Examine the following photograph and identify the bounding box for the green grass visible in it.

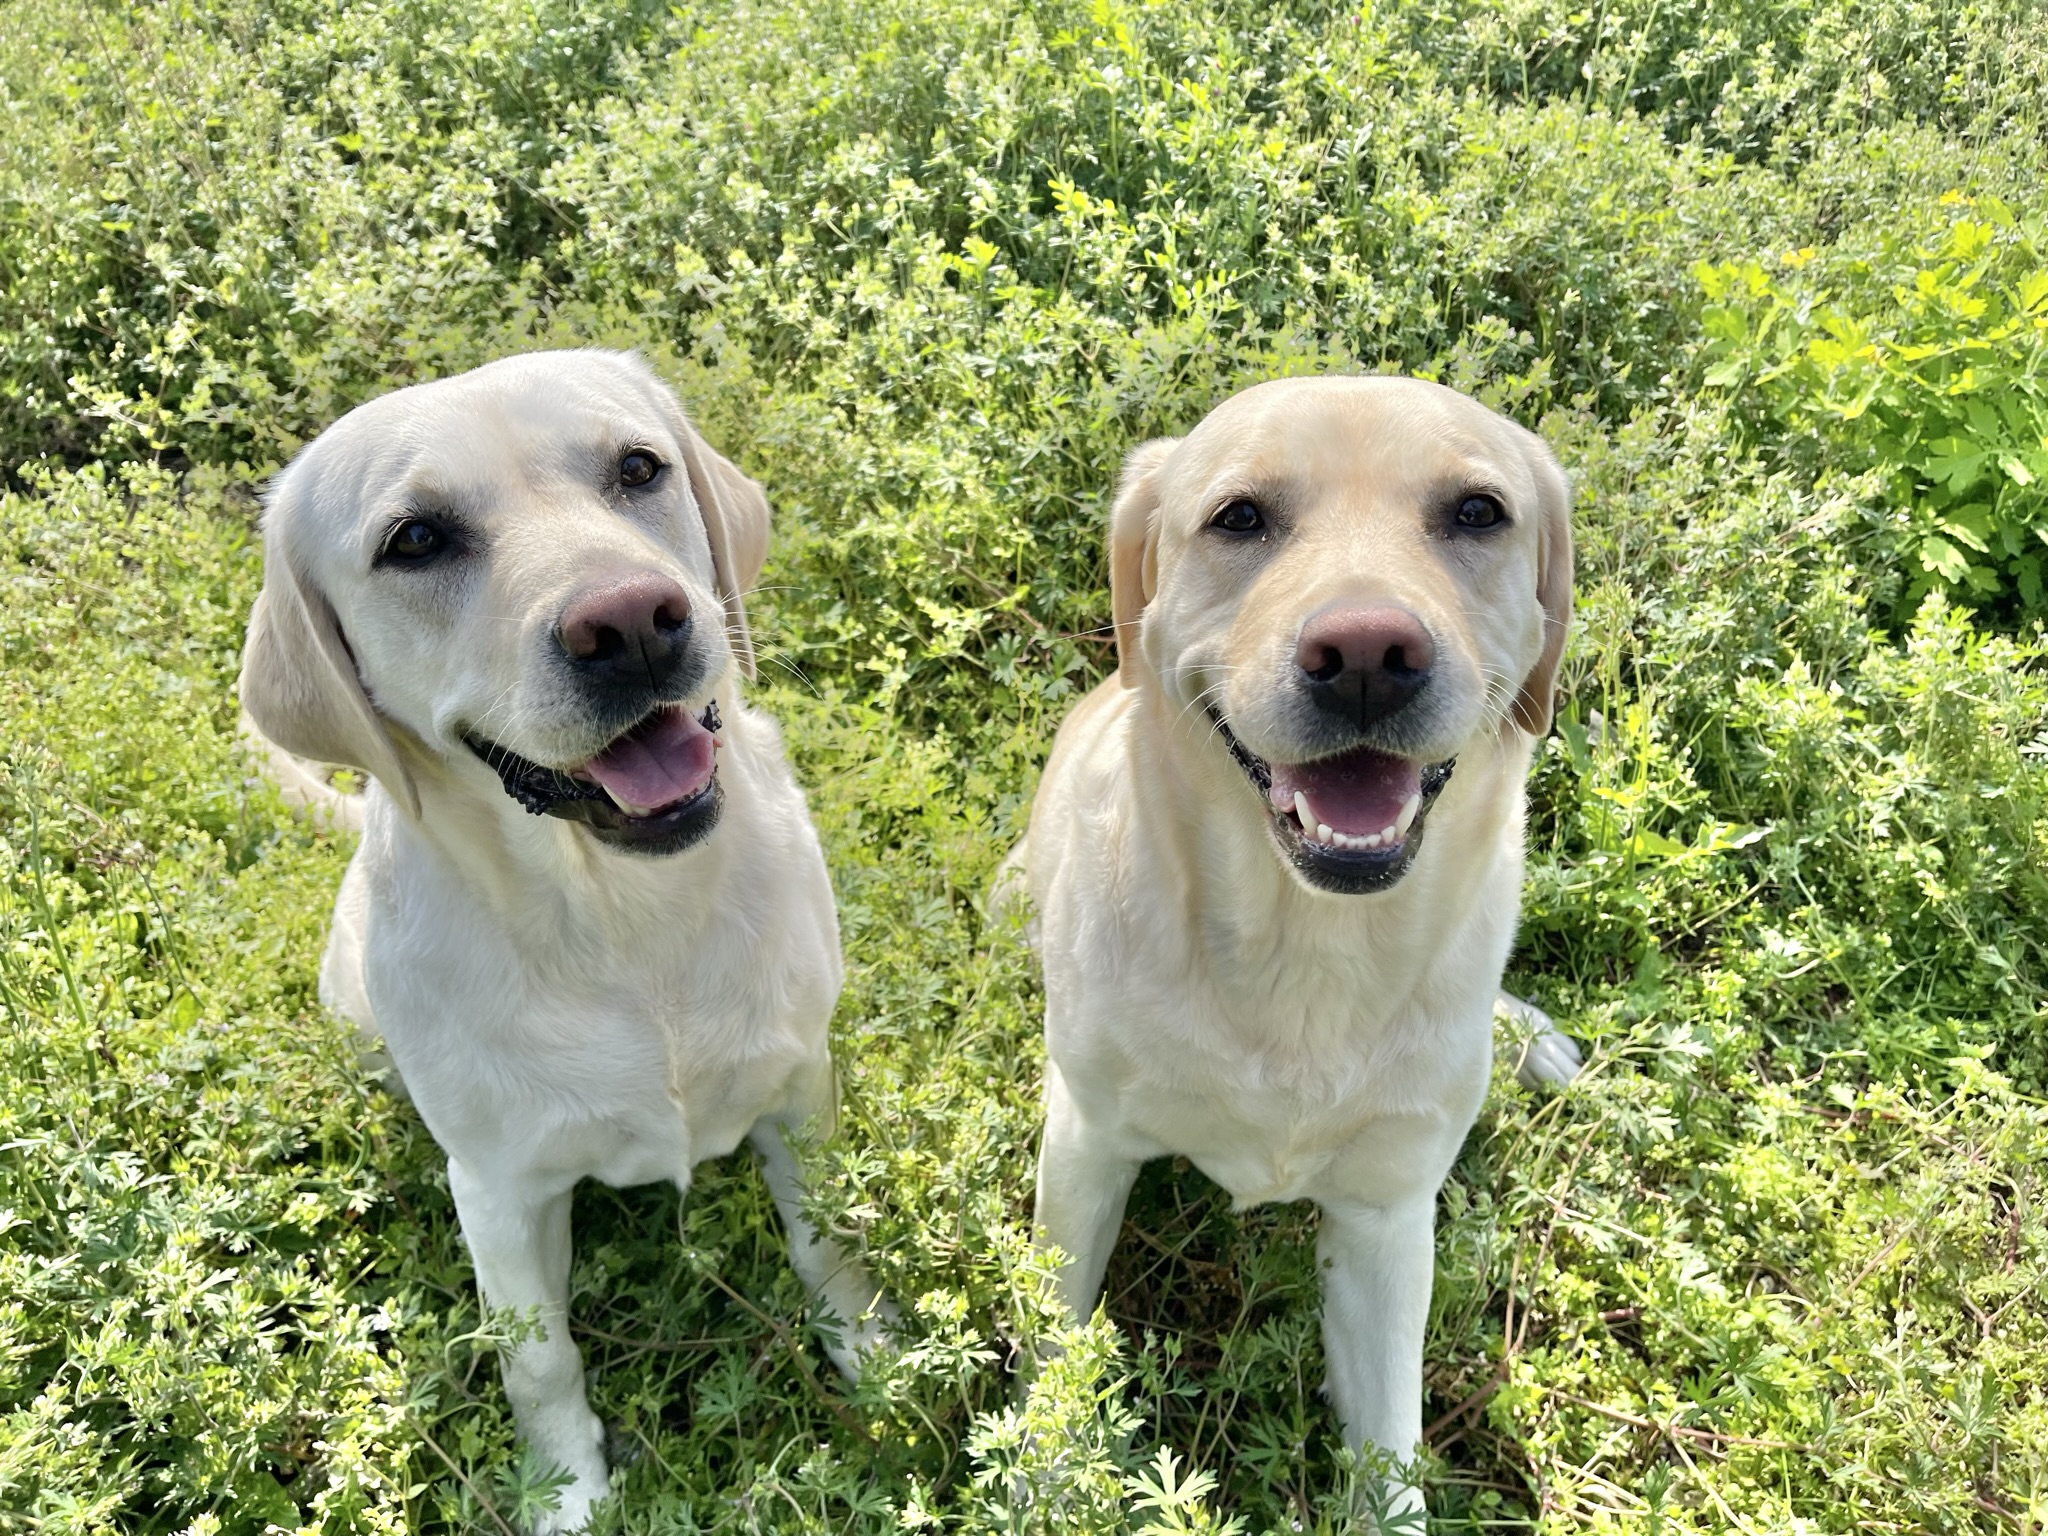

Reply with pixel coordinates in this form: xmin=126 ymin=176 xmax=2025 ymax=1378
xmin=2 ymin=0 xmax=2046 ymax=1531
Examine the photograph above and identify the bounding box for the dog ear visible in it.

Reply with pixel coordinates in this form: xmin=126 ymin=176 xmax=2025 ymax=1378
xmin=1109 ymin=438 xmax=1179 ymax=689
xmin=239 ymin=497 xmax=421 ymax=818
xmin=1510 ymin=446 xmax=1574 ymax=737
xmin=666 ymin=408 xmax=770 ymax=685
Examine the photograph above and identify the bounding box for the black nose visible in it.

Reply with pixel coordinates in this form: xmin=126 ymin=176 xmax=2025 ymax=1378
xmin=1295 ymin=605 xmax=1434 ymax=726
xmin=557 ymin=572 xmax=692 ymax=693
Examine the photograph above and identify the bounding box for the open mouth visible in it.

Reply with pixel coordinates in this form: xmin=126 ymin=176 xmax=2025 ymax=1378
xmin=464 ymin=701 xmax=725 ymax=856
xmin=1208 ymin=707 xmax=1455 ymax=894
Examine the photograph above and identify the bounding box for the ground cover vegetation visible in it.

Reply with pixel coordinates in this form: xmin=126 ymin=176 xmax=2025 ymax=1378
xmin=1 ymin=0 xmax=2045 ymax=1529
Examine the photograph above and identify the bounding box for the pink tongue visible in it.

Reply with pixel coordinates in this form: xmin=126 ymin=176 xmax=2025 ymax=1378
xmin=579 ymin=707 xmax=716 ymax=816
xmin=1267 ymin=747 xmax=1421 ymax=836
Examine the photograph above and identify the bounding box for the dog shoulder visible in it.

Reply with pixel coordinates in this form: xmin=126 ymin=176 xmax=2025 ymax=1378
xmin=1027 ymin=677 xmax=1140 ymax=878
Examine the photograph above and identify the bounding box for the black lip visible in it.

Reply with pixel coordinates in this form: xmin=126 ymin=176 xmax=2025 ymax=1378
xmin=553 ymin=775 xmax=724 ymax=856
xmin=1205 ymin=706 xmax=1455 ymax=895
xmin=463 ymin=701 xmax=724 ymax=858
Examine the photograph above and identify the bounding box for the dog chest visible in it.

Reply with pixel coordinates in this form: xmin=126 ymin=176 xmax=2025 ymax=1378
xmin=353 ymin=839 xmax=836 ymax=1186
xmin=1128 ymin=1051 xmax=1485 ymax=1211
xmin=1057 ymin=958 xmax=1495 ymax=1211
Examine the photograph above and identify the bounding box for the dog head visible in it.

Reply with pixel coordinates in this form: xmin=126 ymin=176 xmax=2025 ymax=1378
xmin=239 ymin=350 xmax=769 ymax=857
xmin=1108 ymin=375 xmax=1571 ymax=895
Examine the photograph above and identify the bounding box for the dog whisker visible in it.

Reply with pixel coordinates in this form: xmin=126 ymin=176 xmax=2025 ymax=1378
xmin=757 ymin=650 xmax=821 ymax=696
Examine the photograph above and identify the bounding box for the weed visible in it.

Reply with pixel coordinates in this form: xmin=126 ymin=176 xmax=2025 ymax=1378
xmin=1 ymin=0 xmax=2044 ymax=1531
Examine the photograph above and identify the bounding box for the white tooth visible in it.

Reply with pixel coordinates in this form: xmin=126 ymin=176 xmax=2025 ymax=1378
xmin=1317 ymin=823 xmax=1334 ymax=845
xmin=1362 ymin=831 xmax=1381 ymax=849
xmin=1395 ymin=792 xmax=1421 ymax=834
xmin=1294 ymin=791 xmax=1313 ymax=827
xmin=603 ymin=787 xmax=658 ymax=818
xmin=1336 ymin=832 xmax=1358 ymax=850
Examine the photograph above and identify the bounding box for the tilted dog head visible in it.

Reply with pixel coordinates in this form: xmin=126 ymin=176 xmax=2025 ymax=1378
xmin=239 ymin=350 xmax=769 ymax=856
xmin=1109 ymin=375 xmax=1572 ymax=895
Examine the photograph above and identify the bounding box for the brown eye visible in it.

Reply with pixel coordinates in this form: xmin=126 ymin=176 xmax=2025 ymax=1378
xmin=1212 ymin=498 xmax=1265 ymax=534
xmin=1455 ymin=494 xmax=1506 ymax=530
xmin=619 ymin=450 xmax=662 ymax=488
xmin=382 ymin=518 xmax=447 ymax=563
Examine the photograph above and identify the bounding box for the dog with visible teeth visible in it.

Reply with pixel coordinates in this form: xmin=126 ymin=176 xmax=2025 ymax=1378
xmin=1022 ymin=375 xmax=1576 ymax=1521
xmin=239 ymin=351 xmax=891 ymax=1533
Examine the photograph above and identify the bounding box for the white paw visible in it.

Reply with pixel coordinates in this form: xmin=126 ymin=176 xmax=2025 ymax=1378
xmin=516 ymin=1405 xmax=610 ymax=1534
xmin=824 ymin=1296 xmax=901 ymax=1383
xmin=1495 ymin=991 xmax=1584 ymax=1087
xmin=1518 ymin=1027 xmax=1584 ymax=1087
xmin=1347 ymin=1448 xmax=1428 ymax=1535
xmin=524 ymin=1464 xmax=609 ymax=1535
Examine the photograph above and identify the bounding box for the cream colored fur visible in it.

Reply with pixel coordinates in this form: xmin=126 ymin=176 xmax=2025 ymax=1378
xmin=1026 ymin=376 xmax=1577 ymax=1522
xmin=240 ymin=351 xmax=888 ymax=1532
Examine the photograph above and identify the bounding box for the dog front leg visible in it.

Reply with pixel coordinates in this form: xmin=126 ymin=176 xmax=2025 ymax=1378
xmin=1317 ymin=1196 xmax=1435 ymax=1528
xmin=749 ymin=1118 xmax=895 ymax=1380
xmin=447 ymin=1158 xmax=608 ymax=1533
xmin=1033 ymin=1062 xmax=1141 ymax=1320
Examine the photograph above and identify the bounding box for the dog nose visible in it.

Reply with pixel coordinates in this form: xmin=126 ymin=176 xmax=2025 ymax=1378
xmin=558 ymin=573 xmax=692 ymax=691
xmin=1295 ymin=605 xmax=1434 ymax=724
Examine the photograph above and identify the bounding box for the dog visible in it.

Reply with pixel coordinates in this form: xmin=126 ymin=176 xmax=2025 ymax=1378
xmin=239 ymin=350 xmax=890 ymax=1532
xmin=1023 ymin=375 xmax=1575 ymax=1519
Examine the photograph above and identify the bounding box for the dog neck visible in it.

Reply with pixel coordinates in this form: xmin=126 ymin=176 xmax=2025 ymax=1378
xmin=369 ymin=702 xmax=747 ymax=953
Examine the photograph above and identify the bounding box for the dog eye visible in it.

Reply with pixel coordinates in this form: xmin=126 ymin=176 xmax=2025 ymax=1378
xmin=1212 ymin=499 xmax=1265 ymax=534
xmin=1454 ymin=494 xmax=1506 ymax=530
xmin=619 ymin=450 xmax=663 ymax=488
xmin=381 ymin=518 xmax=449 ymax=564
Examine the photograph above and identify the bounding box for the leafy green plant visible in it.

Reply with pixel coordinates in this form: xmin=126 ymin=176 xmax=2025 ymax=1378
xmin=2 ymin=0 xmax=2047 ymax=1531
xmin=1698 ymin=197 xmax=2048 ymax=618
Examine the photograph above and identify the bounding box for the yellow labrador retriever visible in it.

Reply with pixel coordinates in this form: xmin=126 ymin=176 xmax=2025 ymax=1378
xmin=1025 ymin=376 xmax=1574 ymax=1515
xmin=240 ymin=351 xmax=888 ymax=1532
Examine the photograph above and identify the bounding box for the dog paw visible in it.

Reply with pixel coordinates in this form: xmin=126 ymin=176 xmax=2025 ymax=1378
xmin=824 ymin=1298 xmax=901 ymax=1383
xmin=527 ymin=1488 xmax=601 ymax=1536
xmin=513 ymin=1407 xmax=611 ymax=1534
xmin=523 ymin=1463 xmax=615 ymax=1536
xmin=1495 ymin=991 xmax=1584 ymax=1088
xmin=1519 ymin=1025 xmax=1584 ymax=1087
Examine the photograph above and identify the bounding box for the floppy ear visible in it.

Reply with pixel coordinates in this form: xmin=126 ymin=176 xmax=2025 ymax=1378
xmin=670 ymin=412 xmax=771 ymax=684
xmin=1109 ymin=438 xmax=1179 ymax=689
xmin=1510 ymin=447 xmax=1575 ymax=737
xmin=239 ymin=533 xmax=422 ymax=819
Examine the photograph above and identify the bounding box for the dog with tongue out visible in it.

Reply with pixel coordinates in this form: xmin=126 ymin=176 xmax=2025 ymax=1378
xmin=1020 ymin=375 xmax=1577 ymax=1524
xmin=239 ymin=352 xmax=892 ymax=1533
